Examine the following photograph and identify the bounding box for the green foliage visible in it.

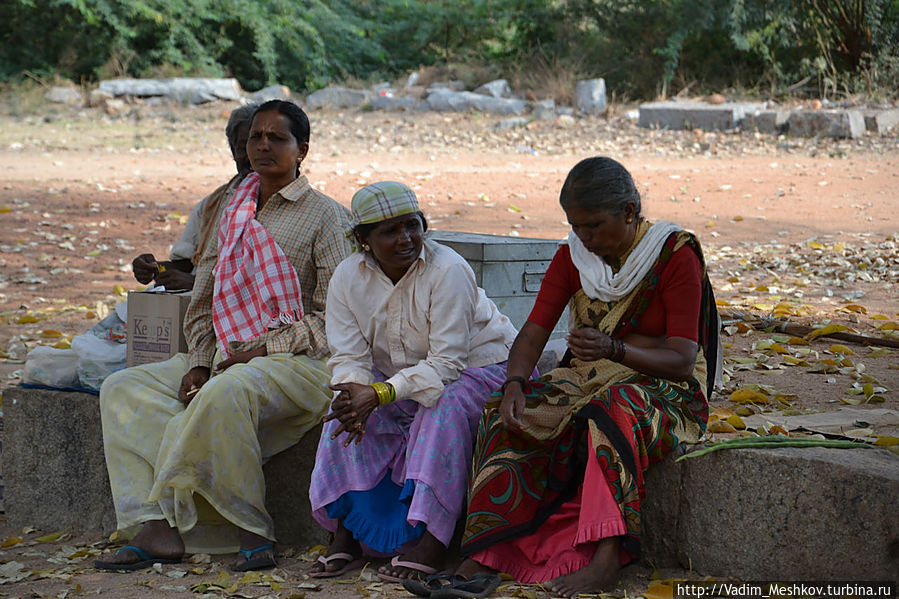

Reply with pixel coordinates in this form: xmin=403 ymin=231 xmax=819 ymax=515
xmin=0 ymin=0 xmax=896 ymax=99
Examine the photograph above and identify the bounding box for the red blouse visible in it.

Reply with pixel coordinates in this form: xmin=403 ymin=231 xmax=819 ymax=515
xmin=527 ymin=243 xmax=702 ymax=341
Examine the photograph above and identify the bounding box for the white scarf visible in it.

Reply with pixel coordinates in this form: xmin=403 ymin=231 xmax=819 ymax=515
xmin=566 ymin=220 xmax=682 ymax=301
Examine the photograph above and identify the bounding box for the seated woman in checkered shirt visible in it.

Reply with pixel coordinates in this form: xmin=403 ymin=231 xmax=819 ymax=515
xmin=95 ymin=100 xmax=352 ymax=573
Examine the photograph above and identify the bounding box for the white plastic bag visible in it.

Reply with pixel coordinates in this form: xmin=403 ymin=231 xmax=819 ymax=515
xmin=71 ymin=333 xmax=127 ymax=391
xmin=23 ymin=346 xmax=80 ymax=388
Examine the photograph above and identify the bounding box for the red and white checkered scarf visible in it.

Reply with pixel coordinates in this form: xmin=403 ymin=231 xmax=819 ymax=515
xmin=212 ymin=172 xmax=303 ymax=356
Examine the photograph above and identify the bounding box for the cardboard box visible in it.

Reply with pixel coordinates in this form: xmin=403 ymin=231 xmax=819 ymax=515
xmin=126 ymin=291 xmax=192 ymax=367
xmin=430 ymin=230 xmax=568 ymax=338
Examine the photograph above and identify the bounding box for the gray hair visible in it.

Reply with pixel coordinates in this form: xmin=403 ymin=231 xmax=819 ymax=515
xmin=225 ymin=104 xmax=257 ymax=152
xmin=559 ymin=156 xmax=642 ymax=218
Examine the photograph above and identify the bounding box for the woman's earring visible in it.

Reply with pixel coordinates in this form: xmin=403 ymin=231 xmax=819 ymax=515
xmin=363 ymin=244 xmax=371 ymax=252
xmin=626 ymin=218 xmax=633 ymax=224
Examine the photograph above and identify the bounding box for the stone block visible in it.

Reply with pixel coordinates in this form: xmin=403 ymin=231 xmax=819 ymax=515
xmin=2 ymin=388 xmax=116 ymax=532
xmin=427 ymin=81 xmax=466 ymax=92
xmin=250 ymin=85 xmax=291 ymax=103
xmin=263 ymin=424 xmax=329 ymax=547
xmin=45 ymin=86 xmax=82 ymax=106
xmin=639 ymin=101 xmax=764 ymax=131
xmin=643 ymin=446 xmax=899 ymax=581
xmin=474 ymin=79 xmax=512 ymax=99
xmin=575 ymin=78 xmax=607 ymax=115
xmin=88 ymin=89 xmax=114 ymax=109
xmin=864 ymin=109 xmax=899 ymax=134
xmin=424 ymin=90 xmax=527 ymax=115
xmin=98 ymin=78 xmax=243 ymax=103
xmin=533 ymin=99 xmax=556 ymax=120
xmin=787 ymin=109 xmax=866 ymax=138
xmin=743 ymin=109 xmax=790 ymax=134
xmin=304 ymin=87 xmax=373 ymax=110
xmin=370 ymin=94 xmax=418 ymax=111
xmin=2 ymin=388 xmax=328 ymax=547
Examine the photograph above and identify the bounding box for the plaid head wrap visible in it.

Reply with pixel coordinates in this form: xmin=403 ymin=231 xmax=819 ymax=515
xmin=349 ymin=181 xmax=419 ymax=232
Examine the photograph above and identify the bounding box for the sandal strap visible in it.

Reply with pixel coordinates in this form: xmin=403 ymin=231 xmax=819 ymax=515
xmin=116 ymin=545 xmax=153 ymax=561
xmin=238 ymin=543 xmax=274 ymax=559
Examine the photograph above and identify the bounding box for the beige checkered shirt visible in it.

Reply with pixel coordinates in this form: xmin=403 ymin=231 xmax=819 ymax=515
xmin=185 ymin=174 xmax=352 ymax=369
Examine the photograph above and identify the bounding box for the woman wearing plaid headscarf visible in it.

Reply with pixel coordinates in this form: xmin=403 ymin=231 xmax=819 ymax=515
xmin=308 ymin=181 xmax=517 ymax=583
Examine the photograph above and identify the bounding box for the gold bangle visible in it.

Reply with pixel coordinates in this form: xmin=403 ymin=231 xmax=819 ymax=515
xmin=371 ymin=382 xmax=395 ymax=406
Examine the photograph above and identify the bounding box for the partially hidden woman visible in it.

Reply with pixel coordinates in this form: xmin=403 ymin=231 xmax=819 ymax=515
xmin=452 ymin=157 xmax=721 ymax=597
xmin=308 ymin=181 xmax=518 ymax=582
xmin=94 ymin=100 xmax=352 ymax=572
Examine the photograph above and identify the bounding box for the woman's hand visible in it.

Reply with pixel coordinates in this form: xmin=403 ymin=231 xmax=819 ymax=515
xmin=566 ymin=327 xmax=616 ymax=362
xmin=179 ymin=366 xmax=210 ymax=404
xmin=326 ymin=382 xmax=379 ymax=446
xmin=216 ymin=347 xmax=267 ymax=372
xmin=500 ymin=382 xmax=527 ymax=433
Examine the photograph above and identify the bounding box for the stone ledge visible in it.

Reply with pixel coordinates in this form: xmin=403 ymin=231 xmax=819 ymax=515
xmin=643 ymin=445 xmax=899 ymax=582
xmin=1 ymin=387 xmax=327 ymax=547
xmin=5 ymin=387 xmax=897 ymax=582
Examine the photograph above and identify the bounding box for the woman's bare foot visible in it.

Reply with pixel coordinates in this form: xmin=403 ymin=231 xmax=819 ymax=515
xmin=310 ymin=522 xmax=362 ymax=576
xmin=453 ymin=557 xmax=497 ymax=580
xmin=546 ymin=536 xmax=621 ymax=598
xmin=377 ymin=531 xmax=445 ymax=580
xmin=97 ymin=519 xmax=185 ymax=565
xmin=231 ymin=529 xmax=276 ymax=571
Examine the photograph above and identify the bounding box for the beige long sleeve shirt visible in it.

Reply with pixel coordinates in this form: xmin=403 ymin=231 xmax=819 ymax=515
xmin=184 ymin=175 xmax=352 ymax=369
xmin=326 ymin=239 xmax=517 ymax=407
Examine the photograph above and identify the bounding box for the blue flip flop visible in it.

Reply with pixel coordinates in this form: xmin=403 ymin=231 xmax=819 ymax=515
xmin=233 ymin=543 xmax=277 ymax=572
xmin=94 ymin=545 xmax=182 ymax=572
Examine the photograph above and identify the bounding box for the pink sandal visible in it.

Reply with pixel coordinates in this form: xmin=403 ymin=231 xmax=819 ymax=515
xmin=309 ymin=552 xmax=364 ymax=578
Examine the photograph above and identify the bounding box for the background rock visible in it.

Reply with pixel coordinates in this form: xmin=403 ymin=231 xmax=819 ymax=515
xmin=305 ymin=86 xmax=373 ymax=109
xmin=575 ymin=78 xmax=607 ymax=115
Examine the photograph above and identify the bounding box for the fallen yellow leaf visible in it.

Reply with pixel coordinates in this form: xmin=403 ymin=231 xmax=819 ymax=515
xmin=34 ymin=531 xmax=64 ymax=543
xmin=729 ymin=388 xmax=771 ymax=404
xmin=827 ymin=344 xmax=854 ymax=355
xmin=711 ymin=407 xmax=737 ymax=420
xmin=873 ymin=436 xmax=899 ymax=448
xmin=726 ymin=415 xmax=746 ymax=430
xmin=643 ymin=582 xmax=674 ymax=599
xmin=806 ymin=324 xmax=850 ymax=341
xmin=839 ymin=304 xmax=867 ymax=314
xmin=16 ymin=314 xmax=40 ymax=324
xmin=875 ymin=321 xmax=898 ymax=331
xmin=1 ymin=536 xmax=24 ymax=548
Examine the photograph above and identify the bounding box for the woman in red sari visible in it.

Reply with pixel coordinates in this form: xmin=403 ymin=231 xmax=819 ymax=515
xmin=451 ymin=156 xmax=720 ymax=597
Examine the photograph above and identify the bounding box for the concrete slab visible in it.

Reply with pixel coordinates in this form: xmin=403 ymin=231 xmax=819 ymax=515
xmin=743 ymin=109 xmax=790 ymax=134
xmin=1 ymin=388 xmax=327 ymax=546
xmin=638 ymin=101 xmax=764 ymax=131
xmin=787 ymin=109 xmax=866 ymax=138
xmin=3 ymin=388 xmax=115 ymax=532
xmin=643 ymin=445 xmax=899 ymax=582
xmin=864 ymin=109 xmax=899 ymax=134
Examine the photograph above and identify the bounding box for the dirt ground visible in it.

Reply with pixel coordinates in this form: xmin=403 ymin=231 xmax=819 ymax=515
xmin=0 ymin=100 xmax=898 ymax=598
